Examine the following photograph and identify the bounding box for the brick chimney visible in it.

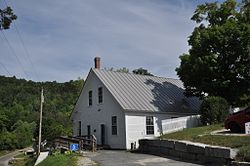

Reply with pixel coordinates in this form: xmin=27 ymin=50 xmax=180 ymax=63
xmin=94 ymin=57 xmax=101 ymax=69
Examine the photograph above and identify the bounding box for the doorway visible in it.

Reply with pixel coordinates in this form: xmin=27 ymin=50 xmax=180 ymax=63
xmin=100 ymin=124 xmax=105 ymax=145
xmin=87 ymin=125 xmax=91 ymax=139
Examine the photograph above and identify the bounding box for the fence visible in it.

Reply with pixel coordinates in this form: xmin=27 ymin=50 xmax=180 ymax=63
xmin=161 ymin=115 xmax=201 ymax=134
xmin=54 ymin=135 xmax=97 ymax=152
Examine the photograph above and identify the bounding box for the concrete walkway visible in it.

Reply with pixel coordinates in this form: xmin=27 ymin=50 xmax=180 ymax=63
xmin=80 ymin=150 xmax=202 ymax=166
xmin=34 ymin=151 xmax=49 ymax=165
xmin=211 ymin=129 xmax=248 ymax=136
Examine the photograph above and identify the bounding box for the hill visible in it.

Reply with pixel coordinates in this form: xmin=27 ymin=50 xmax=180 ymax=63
xmin=0 ymin=75 xmax=84 ymax=150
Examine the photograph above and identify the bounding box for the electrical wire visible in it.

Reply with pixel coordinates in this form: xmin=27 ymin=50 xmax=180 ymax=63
xmin=0 ymin=30 xmax=29 ymax=78
xmin=12 ymin=23 xmax=40 ymax=81
xmin=2 ymin=0 xmax=40 ymax=81
xmin=0 ymin=61 xmax=11 ymax=75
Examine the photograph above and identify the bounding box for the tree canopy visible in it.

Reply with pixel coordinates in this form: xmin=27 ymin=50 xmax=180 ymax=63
xmin=132 ymin=68 xmax=153 ymax=76
xmin=0 ymin=6 xmax=17 ymax=30
xmin=176 ymin=0 xmax=250 ymax=106
xmin=0 ymin=76 xmax=84 ymax=150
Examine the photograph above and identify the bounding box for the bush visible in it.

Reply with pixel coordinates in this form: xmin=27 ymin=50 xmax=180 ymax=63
xmin=237 ymin=145 xmax=250 ymax=162
xmin=199 ymin=96 xmax=229 ymax=125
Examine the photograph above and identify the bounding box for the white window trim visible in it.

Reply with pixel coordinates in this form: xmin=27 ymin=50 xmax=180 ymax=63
xmin=146 ymin=116 xmax=154 ymax=135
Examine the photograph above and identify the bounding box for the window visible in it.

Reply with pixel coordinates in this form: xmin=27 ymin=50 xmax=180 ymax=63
xmin=89 ymin=90 xmax=92 ymax=106
xmin=98 ymin=87 xmax=103 ymax=103
xmin=146 ymin=116 xmax=154 ymax=135
xmin=78 ymin=121 xmax=81 ymax=136
xmin=112 ymin=116 xmax=117 ymax=135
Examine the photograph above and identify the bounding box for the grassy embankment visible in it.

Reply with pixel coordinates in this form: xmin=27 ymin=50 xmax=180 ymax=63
xmin=9 ymin=153 xmax=36 ymax=166
xmin=0 ymin=150 xmax=12 ymax=157
xmin=37 ymin=153 xmax=78 ymax=166
xmin=160 ymin=124 xmax=250 ymax=161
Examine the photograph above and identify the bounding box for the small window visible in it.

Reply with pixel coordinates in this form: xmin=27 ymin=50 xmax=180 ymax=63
xmin=146 ymin=116 xmax=154 ymax=135
xmin=112 ymin=116 xmax=117 ymax=135
xmin=78 ymin=121 xmax=81 ymax=136
xmin=89 ymin=91 xmax=92 ymax=106
xmin=98 ymin=87 xmax=103 ymax=103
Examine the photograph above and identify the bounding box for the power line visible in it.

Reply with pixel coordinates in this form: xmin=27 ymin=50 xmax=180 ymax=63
xmin=2 ymin=0 xmax=7 ymax=7
xmin=13 ymin=23 xmax=40 ymax=81
xmin=2 ymin=0 xmax=40 ymax=81
xmin=0 ymin=30 xmax=29 ymax=78
xmin=0 ymin=61 xmax=11 ymax=75
xmin=0 ymin=30 xmax=11 ymax=76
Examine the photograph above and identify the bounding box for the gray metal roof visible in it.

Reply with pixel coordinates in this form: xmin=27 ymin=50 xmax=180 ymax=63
xmin=92 ymin=69 xmax=201 ymax=114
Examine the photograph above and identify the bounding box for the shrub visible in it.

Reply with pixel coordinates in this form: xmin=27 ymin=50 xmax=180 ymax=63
xmin=199 ymin=96 xmax=229 ymax=125
xmin=237 ymin=145 xmax=250 ymax=162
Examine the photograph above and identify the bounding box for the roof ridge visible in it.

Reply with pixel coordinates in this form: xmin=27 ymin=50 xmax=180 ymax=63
xmin=91 ymin=68 xmax=181 ymax=81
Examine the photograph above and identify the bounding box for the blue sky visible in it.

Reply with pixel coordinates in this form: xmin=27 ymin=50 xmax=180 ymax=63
xmin=0 ymin=0 xmax=222 ymax=82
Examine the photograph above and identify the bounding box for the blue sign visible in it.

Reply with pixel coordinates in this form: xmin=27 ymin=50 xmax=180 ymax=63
xmin=70 ymin=143 xmax=79 ymax=151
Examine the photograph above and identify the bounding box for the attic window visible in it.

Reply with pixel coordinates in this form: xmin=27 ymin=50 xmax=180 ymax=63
xmin=78 ymin=121 xmax=82 ymax=136
xmin=146 ymin=116 xmax=154 ymax=135
xmin=89 ymin=90 xmax=92 ymax=106
xmin=98 ymin=87 xmax=103 ymax=104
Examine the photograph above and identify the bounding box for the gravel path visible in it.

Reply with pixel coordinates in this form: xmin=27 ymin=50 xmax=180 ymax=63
xmin=77 ymin=152 xmax=98 ymax=166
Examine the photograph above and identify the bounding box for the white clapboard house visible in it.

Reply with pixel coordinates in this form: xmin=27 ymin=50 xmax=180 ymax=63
xmin=71 ymin=57 xmax=201 ymax=149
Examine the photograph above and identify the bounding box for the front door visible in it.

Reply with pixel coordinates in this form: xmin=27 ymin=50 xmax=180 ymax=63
xmin=100 ymin=124 xmax=105 ymax=145
xmin=87 ymin=125 xmax=91 ymax=139
xmin=87 ymin=125 xmax=91 ymax=144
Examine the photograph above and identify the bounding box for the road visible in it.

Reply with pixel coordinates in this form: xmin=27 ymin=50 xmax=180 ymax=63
xmin=84 ymin=150 xmax=202 ymax=166
xmin=0 ymin=147 xmax=31 ymax=166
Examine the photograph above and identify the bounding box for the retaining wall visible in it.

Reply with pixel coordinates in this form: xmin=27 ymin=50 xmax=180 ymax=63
xmin=138 ymin=139 xmax=238 ymax=165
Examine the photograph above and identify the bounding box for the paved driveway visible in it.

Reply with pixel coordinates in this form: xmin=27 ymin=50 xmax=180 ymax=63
xmin=0 ymin=147 xmax=31 ymax=166
xmin=85 ymin=150 xmax=202 ymax=166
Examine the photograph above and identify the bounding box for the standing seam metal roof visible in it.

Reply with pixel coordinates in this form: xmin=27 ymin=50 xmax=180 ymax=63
xmin=92 ymin=69 xmax=201 ymax=114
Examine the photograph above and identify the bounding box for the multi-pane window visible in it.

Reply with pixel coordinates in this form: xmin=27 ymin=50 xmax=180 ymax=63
xmin=98 ymin=87 xmax=103 ymax=103
xmin=112 ymin=116 xmax=117 ymax=135
xmin=146 ymin=116 xmax=154 ymax=135
xmin=78 ymin=121 xmax=81 ymax=136
xmin=88 ymin=90 xmax=92 ymax=106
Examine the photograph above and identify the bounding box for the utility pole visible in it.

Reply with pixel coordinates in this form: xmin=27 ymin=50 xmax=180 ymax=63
xmin=38 ymin=88 xmax=44 ymax=156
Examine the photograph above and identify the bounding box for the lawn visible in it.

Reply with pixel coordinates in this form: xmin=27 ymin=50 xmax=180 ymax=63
xmin=160 ymin=124 xmax=250 ymax=161
xmin=37 ymin=153 xmax=78 ymax=166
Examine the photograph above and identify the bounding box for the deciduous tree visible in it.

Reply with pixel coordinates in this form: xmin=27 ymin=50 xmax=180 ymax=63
xmin=0 ymin=6 xmax=17 ymax=30
xmin=176 ymin=0 xmax=250 ymax=106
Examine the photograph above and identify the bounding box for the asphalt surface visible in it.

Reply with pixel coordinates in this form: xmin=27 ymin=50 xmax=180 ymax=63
xmin=0 ymin=150 xmax=21 ymax=166
xmin=0 ymin=147 xmax=30 ymax=166
xmin=85 ymin=150 xmax=202 ymax=166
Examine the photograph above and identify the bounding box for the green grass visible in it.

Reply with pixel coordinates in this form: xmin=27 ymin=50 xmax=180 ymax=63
xmin=37 ymin=153 xmax=78 ymax=166
xmin=0 ymin=150 xmax=12 ymax=157
xmin=14 ymin=153 xmax=26 ymax=158
xmin=160 ymin=124 xmax=250 ymax=161
xmin=160 ymin=124 xmax=223 ymax=141
xmin=10 ymin=155 xmax=36 ymax=166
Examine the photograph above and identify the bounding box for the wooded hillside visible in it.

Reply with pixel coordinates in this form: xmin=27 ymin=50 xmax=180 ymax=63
xmin=0 ymin=76 xmax=84 ymax=150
